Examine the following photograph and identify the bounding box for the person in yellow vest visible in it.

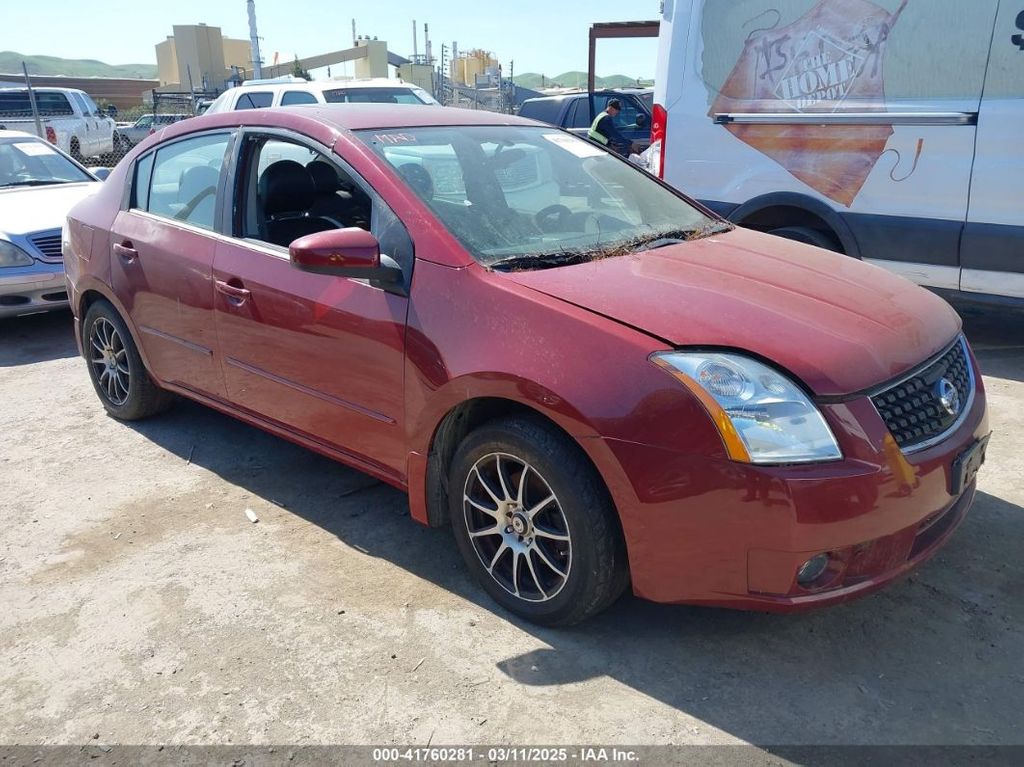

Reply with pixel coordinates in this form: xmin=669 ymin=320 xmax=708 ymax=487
xmin=587 ymin=99 xmax=640 ymax=157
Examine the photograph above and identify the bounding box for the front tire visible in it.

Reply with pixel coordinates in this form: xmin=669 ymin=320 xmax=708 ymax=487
xmin=83 ymin=300 xmax=173 ymax=420
xmin=768 ymin=225 xmax=842 ymax=252
xmin=449 ymin=416 xmax=629 ymax=626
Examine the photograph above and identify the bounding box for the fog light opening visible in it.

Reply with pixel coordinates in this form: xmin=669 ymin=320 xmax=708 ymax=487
xmin=796 ymin=553 xmax=830 ymax=587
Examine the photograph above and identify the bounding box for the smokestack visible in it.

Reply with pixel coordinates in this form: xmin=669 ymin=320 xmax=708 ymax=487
xmin=412 ymin=19 xmax=418 ymax=60
xmin=424 ymin=22 xmax=431 ymax=65
xmin=247 ymin=0 xmax=263 ymax=79
xmin=352 ymin=19 xmax=357 ymax=46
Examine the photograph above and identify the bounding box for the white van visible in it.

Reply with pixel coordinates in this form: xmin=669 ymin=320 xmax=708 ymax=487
xmin=652 ymin=0 xmax=1022 ymax=305
xmin=204 ymin=77 xmax=438 ymax=114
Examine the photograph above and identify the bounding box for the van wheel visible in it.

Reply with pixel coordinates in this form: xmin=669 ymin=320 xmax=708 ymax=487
xmin=449 ymin=416 xmax=629 ymax=626
xmin=83 ymin=300 xmax=173 ymax=420
xmin=768 ymin=226 xmax=842 ymax=253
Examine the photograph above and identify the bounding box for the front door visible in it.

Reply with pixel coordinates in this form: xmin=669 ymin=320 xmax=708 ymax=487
xmin=110 ymin=131 xmax=234 ymax=398
xmin=212 ymin=133 xmax=412 ymax=478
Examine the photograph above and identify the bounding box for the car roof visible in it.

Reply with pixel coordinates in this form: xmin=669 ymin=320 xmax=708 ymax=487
xmin=522 ymin=88 xmax=653 ymax=103
xmin=160 ymin=104 xmax=541 ymax=139
xmin=227 ymin=78 xmax=420 ymax=94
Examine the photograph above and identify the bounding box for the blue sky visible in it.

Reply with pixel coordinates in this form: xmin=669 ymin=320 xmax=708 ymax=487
xmin=1 ymin=0 xmax=661 ymax=79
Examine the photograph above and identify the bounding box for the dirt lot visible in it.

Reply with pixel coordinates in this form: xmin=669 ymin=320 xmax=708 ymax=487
xmin=1 ymin=306 xmax=1022 ymax=748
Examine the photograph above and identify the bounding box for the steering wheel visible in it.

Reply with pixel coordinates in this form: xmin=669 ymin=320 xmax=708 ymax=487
xmin=534 ymin=204 xmax=574 ymax=233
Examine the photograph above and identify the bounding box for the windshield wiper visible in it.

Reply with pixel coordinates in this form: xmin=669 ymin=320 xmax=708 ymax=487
xmin=487 ymin=251 xmax=591 ymax=272
xmin=0 ymin=179 xmax=69 ymax=188
xmin=632 ymin=223 xmax=734 ymax=252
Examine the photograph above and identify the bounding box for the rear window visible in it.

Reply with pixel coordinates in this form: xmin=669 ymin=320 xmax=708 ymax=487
xmin=234 ymin=91 xmax=273 ymax=110
xmin=322 ymin=87 xmax=431 ymax=105
xmin=517 ymin=98 xmax=564 ymax=126
xmin=0 ymin=90 xmax=74 ymax=118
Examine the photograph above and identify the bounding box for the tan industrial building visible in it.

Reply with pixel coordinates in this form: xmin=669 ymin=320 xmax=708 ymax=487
xmin=156 ymin=24 xmax=253 ymax=91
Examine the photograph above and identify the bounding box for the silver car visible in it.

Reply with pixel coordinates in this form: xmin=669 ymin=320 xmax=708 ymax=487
xmin=0 ymin=131 xmax=101 ymax=318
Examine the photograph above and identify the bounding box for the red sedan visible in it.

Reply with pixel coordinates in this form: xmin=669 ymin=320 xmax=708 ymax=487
xmin=62 ymin=105 xmax=990 ymax=625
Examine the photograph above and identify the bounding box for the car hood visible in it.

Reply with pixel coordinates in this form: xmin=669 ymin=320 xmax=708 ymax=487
xmin=0 ymin=182 xmax=101 ymax=236
xmin=500 ymin=227 xmax=961 ymax=396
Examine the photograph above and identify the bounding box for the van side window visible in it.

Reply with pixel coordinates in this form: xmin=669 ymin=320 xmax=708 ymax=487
xmin=143 ymin=133 xmax=231 ymax=230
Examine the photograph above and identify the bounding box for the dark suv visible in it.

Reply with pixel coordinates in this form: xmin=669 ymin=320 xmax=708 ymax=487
xmin=518 ymin=89 xmax=652 ymax=150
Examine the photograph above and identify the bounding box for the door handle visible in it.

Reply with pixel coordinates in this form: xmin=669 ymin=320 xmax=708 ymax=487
xmin=113 ymin=241 xmax=138 ymax=262
xmin=215 ymin=279 xmax=252 ymax=305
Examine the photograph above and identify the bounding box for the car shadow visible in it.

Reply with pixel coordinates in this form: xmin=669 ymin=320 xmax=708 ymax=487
xmin=123 ymin=397 xmax=1024 ymax=745
xmin=0 ymin=310 xmax=78 ymax=367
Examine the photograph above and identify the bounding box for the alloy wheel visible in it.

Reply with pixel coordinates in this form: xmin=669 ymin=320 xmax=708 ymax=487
xmin=89 ymin=317 xmax=130 ymax=406
xmin=462 ymin=452 xmax=572 ymax=602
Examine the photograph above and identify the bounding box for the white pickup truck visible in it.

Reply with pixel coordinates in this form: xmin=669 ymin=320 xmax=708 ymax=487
xmin=0 ymin=87 xmax=116 ymax=161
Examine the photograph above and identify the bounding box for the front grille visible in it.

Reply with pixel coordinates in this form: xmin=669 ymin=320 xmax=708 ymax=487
xmin=28 ymin=230 xmax=63 ymax=263
xmin=871 ymin=337 xmax=973 ymax=451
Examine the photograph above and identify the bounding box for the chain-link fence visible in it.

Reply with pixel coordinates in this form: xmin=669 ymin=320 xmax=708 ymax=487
xmin=0 ymin=73 xmax=211 ymax=170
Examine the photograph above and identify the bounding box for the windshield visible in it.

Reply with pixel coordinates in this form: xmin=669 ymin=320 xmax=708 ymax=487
xmin=324 ymin=87 xmax=436 ymax=105
xmin=356 ymin=126 xmax=723 ymax=268
xmin=0 ymin=137 xmax=94 ymax=187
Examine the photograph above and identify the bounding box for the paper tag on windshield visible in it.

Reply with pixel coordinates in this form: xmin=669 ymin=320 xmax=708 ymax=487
xmin=542 ymin=133 xmax=604 ymax=158
xmin=13 ymin=142 xmax=57 ymax=157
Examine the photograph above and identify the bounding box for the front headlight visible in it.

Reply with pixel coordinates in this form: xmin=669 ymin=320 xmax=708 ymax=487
xmin=651 ymin=351 xmax=842 ymax=464
xmin=0 ymin=240 xmax=35 ymax=268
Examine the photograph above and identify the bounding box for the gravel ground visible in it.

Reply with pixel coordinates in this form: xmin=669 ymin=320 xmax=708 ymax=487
xmin=0 ymin=305 xmax=1022 ymax=748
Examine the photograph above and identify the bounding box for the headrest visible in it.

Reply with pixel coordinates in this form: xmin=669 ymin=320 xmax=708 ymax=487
xmin=258 ymin=160 xmax=315 ymax=215
xmin=306 ymin=160 xmax=341 ymax=194
xmin=177 ymin=164 xmax=219 ymax=202
xmin=397 ymin=163 xmax=433 ymax=199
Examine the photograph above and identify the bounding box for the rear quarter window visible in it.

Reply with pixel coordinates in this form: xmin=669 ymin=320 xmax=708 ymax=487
xmin=281 ymin=90 xmax=319 ymax=106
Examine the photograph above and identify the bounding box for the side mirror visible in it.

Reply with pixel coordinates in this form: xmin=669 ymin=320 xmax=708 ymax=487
xmin=635 ymin=113 xmax=648 ymax=128
xmin=92 ymin=167 xmax=111 ymax=181
xmin=289 ymin=227 xmax=402 ymax=286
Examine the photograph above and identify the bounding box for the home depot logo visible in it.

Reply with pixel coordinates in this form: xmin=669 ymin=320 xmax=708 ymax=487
xmin=773 ymin=31 xmax=867 ymax=111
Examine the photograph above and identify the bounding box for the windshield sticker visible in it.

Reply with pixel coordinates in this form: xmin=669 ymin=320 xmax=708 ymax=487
xmin=542 ymin=133 xmax=605 ymax=158
xmin=710 ymin=0 xmax=909 ymax=207
xmin=373 ymin=133 xmax=418 ymax=145
xmin=13 ymin=141 xmax=57 ymax=157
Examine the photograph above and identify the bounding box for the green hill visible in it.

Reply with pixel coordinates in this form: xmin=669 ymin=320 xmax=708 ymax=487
xmin=0 ymin=51 xmax=157 ymax=79
xmin=514 ymin=71 xmax=652 ymax=89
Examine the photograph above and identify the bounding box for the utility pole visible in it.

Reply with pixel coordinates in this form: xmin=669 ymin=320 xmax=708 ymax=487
xmin=247 ymin=0 xmax=263 ymax=79
xmin=440 ymin=43 xmax=448 ymax=106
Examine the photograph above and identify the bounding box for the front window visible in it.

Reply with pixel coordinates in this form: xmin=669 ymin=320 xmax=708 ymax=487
xmin=0 ymin=137 xmax=94 ymax=187
xmin=234 ymin=91 xmax=273 ymax=110
xmin=323 ymin=87 xmax=434 ymax=105
xmin=357 ymin=126 xmax=724 ymax=269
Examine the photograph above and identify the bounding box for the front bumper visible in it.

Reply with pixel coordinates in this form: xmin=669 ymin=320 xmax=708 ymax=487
xmin=0 ymin=262 xmax=69 ymax=318
xmin=601 ymin=372 xmax=990 ymax=612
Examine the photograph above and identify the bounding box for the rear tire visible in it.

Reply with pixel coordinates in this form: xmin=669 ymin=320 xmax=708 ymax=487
xmin=69 ymin=138 xmax=84 ymax=163
xmin=768 ymin=225 xmax=842 ymax=253
xmin=449 ymin=415 xmax=629 ymax=626
xmin=82 ymin=300 xmax=173 ymax=420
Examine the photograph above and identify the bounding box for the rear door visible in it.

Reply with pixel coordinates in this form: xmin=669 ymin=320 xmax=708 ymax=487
xmin=960 ymin=4 xmax=1024 ymax=300
xmin=211 ymin=131 xmax=412 ymax=478
xmin=110 ymin=131 xmax=234 ymax=398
